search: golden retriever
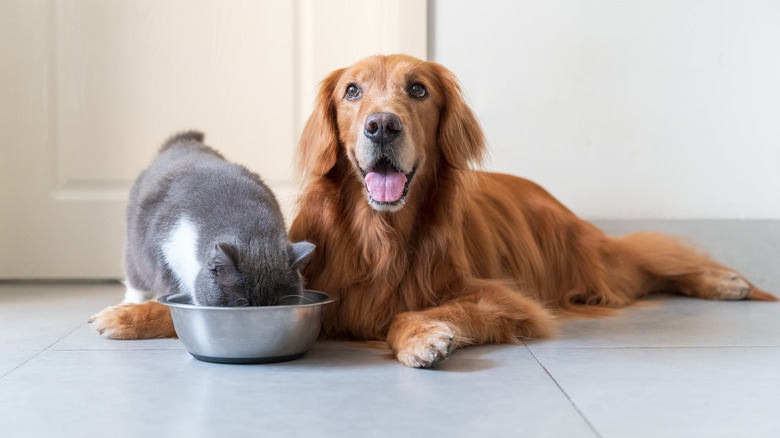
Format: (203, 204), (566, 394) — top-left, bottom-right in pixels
(288, 54), (776, 367)
(90, 54), (775, 368)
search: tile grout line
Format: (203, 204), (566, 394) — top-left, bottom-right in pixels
(0, 353), (42, 381)
(526, 345), (603, 438)
(0, 323), (83, 381)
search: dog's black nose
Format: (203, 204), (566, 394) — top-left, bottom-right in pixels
(364, 112), (402, 145)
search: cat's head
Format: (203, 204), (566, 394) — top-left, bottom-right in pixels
(193, 240), (315, 307)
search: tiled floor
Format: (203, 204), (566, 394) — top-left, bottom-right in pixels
(1, 221), (779, 438)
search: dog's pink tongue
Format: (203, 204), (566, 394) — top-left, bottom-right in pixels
(365, 170), (407, 203)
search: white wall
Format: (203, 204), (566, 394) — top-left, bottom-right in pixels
(432, 0), (780, 219)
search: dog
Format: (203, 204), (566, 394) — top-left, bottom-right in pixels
(287, 54), (776, 368)
(90, 54), (775, 368)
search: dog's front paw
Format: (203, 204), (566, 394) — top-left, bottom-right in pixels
(387, 315), (455, 368)
(89, 304), (136, 339)
(88, 301), (175, 340)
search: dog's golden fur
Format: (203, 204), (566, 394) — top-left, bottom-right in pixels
(89, 54), (775, 368)
(289, 54), (776, 367)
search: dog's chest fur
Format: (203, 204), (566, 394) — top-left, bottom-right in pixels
(299, 184), (468, 339)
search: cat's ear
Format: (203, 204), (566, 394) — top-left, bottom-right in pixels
(210, 242), (241, 286)
(290, 241), (315, 271)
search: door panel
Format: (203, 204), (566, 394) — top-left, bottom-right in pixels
(0, 0), (426, 279)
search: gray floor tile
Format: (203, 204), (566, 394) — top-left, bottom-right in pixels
(527, 295), (780, 349)
(0, 343), (595, 438)
(51, 324), (185, 351)
(0, 283), (123, 350)
(0, 350), (38, 378)
(531, 347), (780, 438)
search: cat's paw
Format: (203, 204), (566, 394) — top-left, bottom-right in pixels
(387, 315), (455, 368)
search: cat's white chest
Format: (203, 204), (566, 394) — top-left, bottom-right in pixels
(161, 217), (200, 295)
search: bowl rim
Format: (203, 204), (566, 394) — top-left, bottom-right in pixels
(157, 289), (336, 310)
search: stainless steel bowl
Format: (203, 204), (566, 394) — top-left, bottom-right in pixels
(158, 290), (335, 364)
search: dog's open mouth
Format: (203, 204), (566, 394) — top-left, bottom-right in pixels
(361, 158), (417, 206)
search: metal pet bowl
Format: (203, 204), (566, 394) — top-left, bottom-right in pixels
(158, 290), (335, 364)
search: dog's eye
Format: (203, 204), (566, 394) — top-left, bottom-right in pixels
(409, 83), (428, 99)
(345, 84), (362, 101)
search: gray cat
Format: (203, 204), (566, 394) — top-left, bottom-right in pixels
(121, 131), (314, 307)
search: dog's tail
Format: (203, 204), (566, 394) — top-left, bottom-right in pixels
(159, 130), (205, 153)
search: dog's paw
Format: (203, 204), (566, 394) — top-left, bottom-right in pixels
(696, 269), (751, 300)
(88, 304), (135, 339)
(88, 301), (175, 340)
(710, 270), (751, 300)
(388, 318), (455, 369)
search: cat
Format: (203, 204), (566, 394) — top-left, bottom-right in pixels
(118, 131), (314, 307)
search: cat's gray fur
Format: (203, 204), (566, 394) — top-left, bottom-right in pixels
(124, 131), (314, 306)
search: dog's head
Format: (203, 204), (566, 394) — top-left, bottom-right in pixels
(298, 54), (486, 212)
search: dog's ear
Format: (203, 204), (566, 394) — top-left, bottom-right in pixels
(433, 64), (487, 170)
(297, 68), (345, 177)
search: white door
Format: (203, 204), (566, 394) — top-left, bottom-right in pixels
(0, 0), (427, 279)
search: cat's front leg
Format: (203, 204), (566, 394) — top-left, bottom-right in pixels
(121, 282), (155, 304)
(89, 300), (176, 339)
